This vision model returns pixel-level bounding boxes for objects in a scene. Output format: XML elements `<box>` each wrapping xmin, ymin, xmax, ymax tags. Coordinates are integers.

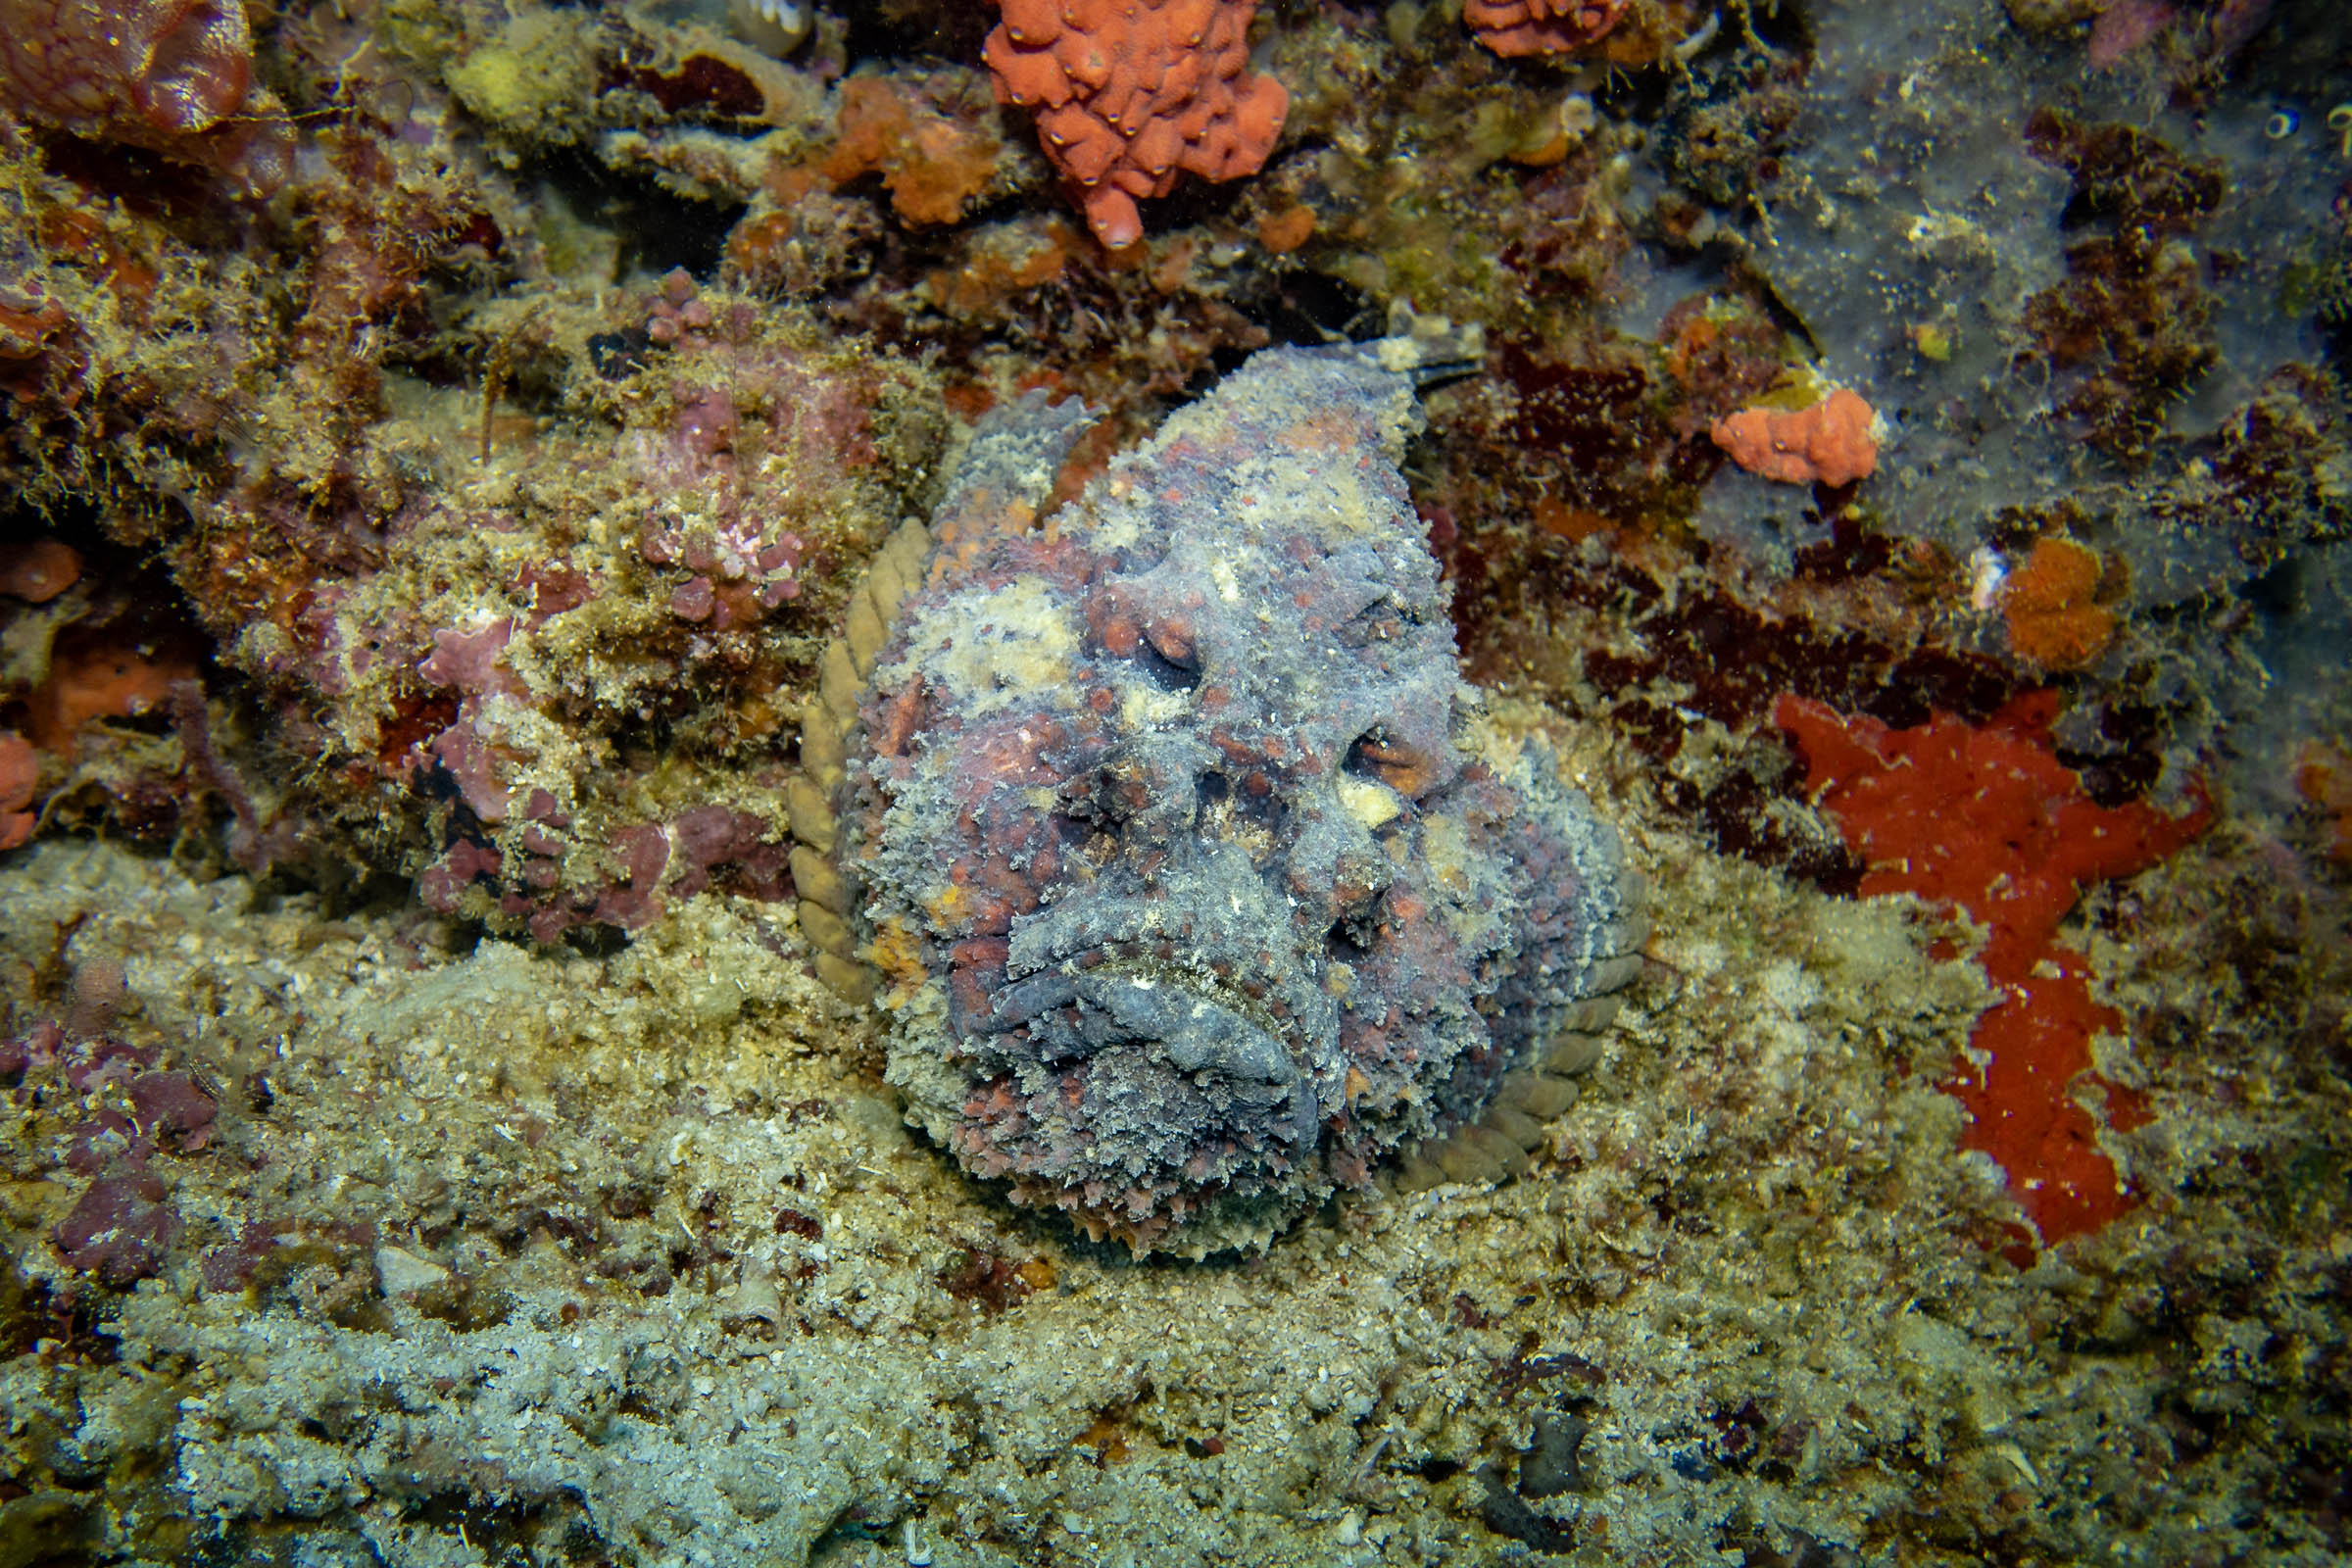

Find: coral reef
<box><xmin>363</xmin><ymin>274</ymin><xmax>942</xmax><ymax>942</ymax></box>
<box><xmin>0</xmin><ymin>51</ymin><xmax>946</xmax><ymax>932</ymax></box>
<box><xmin>824</xmin><ymin>346</ymin><xmax>1643</xmax><ymax>1254</ymax></box>
<box><xmin>983</xmin><ymin>0</ymin><xmax>1288</xmax><ymax>247</ymax></box>
<box><xmin>0</xmin><ymin>0</ymin><xmax>2344</xmax><ymax>1558</ymax></box>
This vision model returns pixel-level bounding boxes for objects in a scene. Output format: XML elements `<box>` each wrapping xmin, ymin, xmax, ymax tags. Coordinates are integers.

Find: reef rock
<box><xmin>795</xmin><ymin>342</ymin><xmax>1645</xmax><ymax>1255</ymax></box>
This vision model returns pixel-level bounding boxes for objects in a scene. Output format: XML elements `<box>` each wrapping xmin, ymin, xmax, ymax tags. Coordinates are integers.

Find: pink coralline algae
<box><xmin>420</xmin><ymin>799</ymin><xmax>786</xmax><ymax>946</ymax></box>
<box><xmin>620</xmin><ymin>272</ymin><xmax>823</xmax><ymax>628</ymax></box>
<box><xmin>0</xmin><ymin>0</ymin><xmax>294</xmax><ymax>195</ymax></box>
<box><xmin>55</xmin><ymin>1171</ymin><xmax>180</xmax><ymax>1285</ymax></box>
<box><xmin>190</xmin><ymin>270</ymin><xmax>930</xmax><ymax>945</ymax></box>
<box><xmin>983</xmin><ymin>0</ymin><xmax>1289</xmax><ymax>249</ymax></box>
<box><xmin>839</xmin><ymin>345</ymin><xmax>1644</xmax><ymax>1254</ymax></box>
<box><xmin>14</xmin><ymin>1031</ymin><xmax>220</xmax><ymax>1286</ymax></box>
<box><xmin>400</xmin><ymin>284</ymin><xmax>843</xmax><ymax>938</ymax></box>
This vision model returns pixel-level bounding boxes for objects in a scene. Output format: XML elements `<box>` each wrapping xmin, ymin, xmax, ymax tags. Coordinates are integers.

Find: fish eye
<box><xmin>2267</xmin><ymin>110</ymin><xmax>2298</xmax><ymax>139</ymax></box>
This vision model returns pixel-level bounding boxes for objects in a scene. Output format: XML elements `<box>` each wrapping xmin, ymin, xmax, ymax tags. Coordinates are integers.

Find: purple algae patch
<box><xmin>55</xmin><ymin>1172</ymin><xmax>181</xmax><ymax>1286</ymax></box>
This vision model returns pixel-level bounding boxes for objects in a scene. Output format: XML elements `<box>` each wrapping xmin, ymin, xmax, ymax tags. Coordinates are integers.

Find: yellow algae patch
<box><xmin>1419</xmin><ymin>812</ymin><xmax>1475</xmax><ymax>896</ymax></box>
<box><xmin>1119</xmin><ymin>682</ymin><xmax>1194</xmax><ymax>728</ymax></box>
<box><xmin>1321</xmin><ymin>470</ymin><xmax>1388</xmax><ymax>539</ymax></box>
<box><xmin>870</xmin><ymin>916</ymin><xmax>926</xmax><ymax>990</ymax></box>
<box><xmin>1460</xmin><ymin>710</ymin><xmax>1527</xmax><ymax>777</ymax></box>
<box><xmin>923</xmin><ymin>883</ymin><xmax>970</xmax><ymax>927</ymax></box>
<box><xmin>894</xmin><ymin>577</ymin><xmax>1080</xmax><ymax>715</ymax></box>
<box><xmin>446</xmin><ymin>12</ymin><xmax>598</xmax><ymax>148</ymax></box>
<box><xmin>1089</xmin><ymin>494</ymin><xmax>1145</xmax><ymax>552</ymax></box>
<box><xmin>1209</xmin><ymin>555</ymin><xmax>1243</xmax><ymax>604</ymax></box>
<box><xmin>1338</xmin><ymin>773</ymin><xmax>1403</xmax><ymax>830</ymax></box>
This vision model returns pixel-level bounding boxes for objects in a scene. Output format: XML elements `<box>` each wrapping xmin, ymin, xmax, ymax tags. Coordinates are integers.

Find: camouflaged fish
<box><xmin>785</xmin><ymin>339</ymin><xmax>1645</xmax><ymax>1256</ymax></box>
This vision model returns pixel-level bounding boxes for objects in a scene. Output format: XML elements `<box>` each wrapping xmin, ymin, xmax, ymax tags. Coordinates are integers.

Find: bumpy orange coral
<box><xmin>1711</xmin><ymin>387</ymin><xmax>1880</xmax><ymax>487</ymax></box>
<box><xmin>2000</xmin><ymin>537</ymin><xmax>2117</xmax><ymax>669</ymax></box>
<box><xmin>1465</xmin><ymin>0</ymin><xmax>1628</xmax><ymax>56</ymax></box>
<box><xmin>983</xmin><ymin>0</ymin><xmax>1287</xmax><ymax>249</ymax></box>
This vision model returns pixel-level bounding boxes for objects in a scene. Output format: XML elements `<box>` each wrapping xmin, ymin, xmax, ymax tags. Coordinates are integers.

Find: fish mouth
<box><xmin>936</xmin><ymin>861</ymin><xmax>1343</xmax><ymax>1199</ymax></box>
<box><xmin>979</xmin><ymin>957</ymin><xmax>1322</xmax><ymax>1151</ymax></box>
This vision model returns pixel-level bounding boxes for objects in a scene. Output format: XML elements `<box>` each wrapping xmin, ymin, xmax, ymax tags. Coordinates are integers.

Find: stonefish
<box><xmin>785</xmin><ymin>341</ymin><xmax>1645</xmax><ymax>1255</ymax></box>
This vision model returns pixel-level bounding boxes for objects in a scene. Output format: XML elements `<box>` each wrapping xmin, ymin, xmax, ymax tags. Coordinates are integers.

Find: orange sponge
<box><xmin>984</xmin><ymin>0</ymin><xmax>1287</xmax><ymax>248</ymax></box>
<box><xmin>1710</xmin><ymin>387</ymin><xmax>1880</xmax><ymax>488</ymax></box>
<box><xmin>2000</xmin><ymin>537</ymin><xmax>2117</xmax><ymax>670</ymax></box>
